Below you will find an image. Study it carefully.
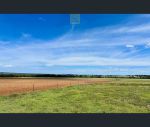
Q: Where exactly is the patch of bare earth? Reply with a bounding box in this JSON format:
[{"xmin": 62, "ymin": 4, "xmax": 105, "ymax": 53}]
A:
[{"xmin": 0, "ymin": 78, "xmax": 109, "ymax": 96}]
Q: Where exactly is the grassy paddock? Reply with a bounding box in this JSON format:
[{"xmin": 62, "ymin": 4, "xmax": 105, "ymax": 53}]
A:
[{"xmin": 0, "ymin": 78, "xmax": 150, "ymax": 113}]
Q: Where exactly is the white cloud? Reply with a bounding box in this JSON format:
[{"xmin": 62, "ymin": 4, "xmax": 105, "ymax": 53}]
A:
[
  {"xmin": 44, "ymin": 56, "xmax": 150, "ymax": 66},
  {"xmin": 112, "ymin": 24, "xmax": 150, "ymax": 33},
  {"xmin": 0, "ymin": 15, "xmax": 150, "ymax": 69},
  {"xmin": 126, "ymin": 44, "xmax": 135, "ymax": 48},
  {"xmin": 0, "ymin": 64, "xmax": 13, "ymax": 68},
  {"xmin": 145, "ymin": 43, "xmax": 150, "ymax": 48},
  {"xmin": 3, "ymin": 64, "xmax": 13, "ymax": 68}
]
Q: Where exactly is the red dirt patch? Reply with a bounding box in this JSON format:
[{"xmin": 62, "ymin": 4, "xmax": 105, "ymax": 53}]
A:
[{"xmin": 0, "ymin": 78, "xmax": 109, "ymax": 96}]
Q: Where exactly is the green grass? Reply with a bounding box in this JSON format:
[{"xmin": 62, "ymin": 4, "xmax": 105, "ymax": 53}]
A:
[{"xmin": 0, "ymin": 78, "xmax": 150, "ymax": 113}]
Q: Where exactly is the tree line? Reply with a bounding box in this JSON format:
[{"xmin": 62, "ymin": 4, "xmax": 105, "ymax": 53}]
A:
[{"xmin": 0, "ymin": 72, "xmax": 150, "ymax": 79}]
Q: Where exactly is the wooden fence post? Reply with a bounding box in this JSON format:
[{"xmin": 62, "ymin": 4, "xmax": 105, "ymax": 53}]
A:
[{"xmin": 33, "ymin": 84, "xmax": 34, "ymax": 91}]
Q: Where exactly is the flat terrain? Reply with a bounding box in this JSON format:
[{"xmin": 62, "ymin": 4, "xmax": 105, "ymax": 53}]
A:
[
  {"xmin": 0, "ymin": 78, "xmax": 108, "ymax": 95},
  {"xmin": 0, "ymin": 78, "xmax": 150, "ymax": 113}
]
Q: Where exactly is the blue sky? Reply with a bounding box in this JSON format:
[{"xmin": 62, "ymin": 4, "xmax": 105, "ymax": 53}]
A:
[{"xmin": 0, "ymin": 14, "xmax": 150, "ymax": 75}]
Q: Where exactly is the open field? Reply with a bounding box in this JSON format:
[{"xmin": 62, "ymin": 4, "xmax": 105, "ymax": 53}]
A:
[
  {"xmin": 0, "ymin": 78, "xmax": 150, "ymax": 113},
  {"xmin": 0, "ymin": 78, "xmax": 109, "ymax": 95}
]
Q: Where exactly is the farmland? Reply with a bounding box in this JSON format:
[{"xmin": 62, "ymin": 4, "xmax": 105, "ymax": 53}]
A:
[
  {"xmin": 0, "ymin": 78, "xmax": 108, "ymax": 95},
  {"xmin": 0, "ymin": 78, "xmax": 150, "ymax": 113}
]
